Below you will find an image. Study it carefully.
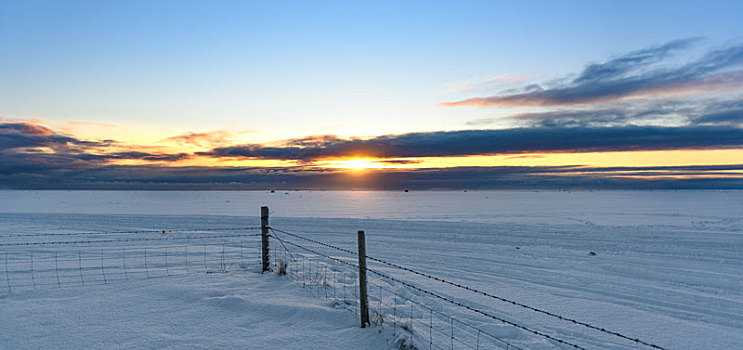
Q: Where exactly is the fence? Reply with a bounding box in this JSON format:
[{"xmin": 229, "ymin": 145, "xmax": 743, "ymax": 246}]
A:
[
  {"xmin": 1, "ymin": 228, "xmax": 262, "ymax": 292},
  {"xmin": 0, "ymin": 207, "xmax": 669, "ymax": 350},
  {"xmin": 261, "ymin": 207, "xmax": 670, "ymax": 350}
]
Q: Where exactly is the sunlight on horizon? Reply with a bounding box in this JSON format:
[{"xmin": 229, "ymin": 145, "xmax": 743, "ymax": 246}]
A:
[{"xmin": 318, "ymin": 158, "xmax": 396, "ymax": 170}]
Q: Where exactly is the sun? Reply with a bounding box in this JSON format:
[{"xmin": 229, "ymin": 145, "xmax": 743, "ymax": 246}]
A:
[
  {"xmin": 316, "ymin": 157, "xmax": 422, "ymax": 170},
  {"xmin": 319, "ymin": 158, "xmax": 385, "ymax": 170},
  {"xmin": 328, "ymin": 158, "xmax": 380, "ymax": 170}
]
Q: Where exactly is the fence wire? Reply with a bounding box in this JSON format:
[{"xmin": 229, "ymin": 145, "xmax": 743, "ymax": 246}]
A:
[
  {"xmin": 1, "ymin": 227, "xmax": 262, "ymax": 294},
  {"xmin": 270, "ymin": 228, "xmax": 531, "ymax": 350},
  {"xmin": 1, "ymin": 222, "xmax": 670, "ymax": 350},
  {"xmin": 269, "ymin": 226, "xmax": 669, "ymax": 350},
  {"xmin": 0, "ymin": 227, "xmax": 263, "ymax": 239}
]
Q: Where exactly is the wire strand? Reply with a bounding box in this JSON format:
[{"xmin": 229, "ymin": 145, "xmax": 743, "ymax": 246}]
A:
[
  {"xmin": 270, "ymin": 226, "xmax": 668, "ymax": 350},
  {"xmin": 0, "ymin": 233, "xmax": 262, "ymax": 247},
  {"xmin": 0, "ymin": 227, "xmax": 262, "ymax": 238}
]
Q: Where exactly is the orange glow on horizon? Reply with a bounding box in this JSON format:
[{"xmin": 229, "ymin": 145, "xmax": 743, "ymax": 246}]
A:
[
  {"xmin": 317, "ymin": 158, "xmax": 401, "ymax": 170},
  {"xmin": 103, "ymin": 149, "xmax": 743, "ymax": 172}
]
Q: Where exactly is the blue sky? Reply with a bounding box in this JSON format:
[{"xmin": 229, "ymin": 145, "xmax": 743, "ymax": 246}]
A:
[{"xmin": 2, "ymin": 1, "xmax": 741, "ymax": 138}]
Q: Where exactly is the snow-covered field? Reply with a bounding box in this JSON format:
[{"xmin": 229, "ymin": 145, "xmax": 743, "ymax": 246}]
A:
[
  {"xmin": 1, "ymin": 190, "xmax": 742, "ymax": 349},
  {"xmin": 0, "ymin": 271, "xmax": 388, "ymax": 349}
]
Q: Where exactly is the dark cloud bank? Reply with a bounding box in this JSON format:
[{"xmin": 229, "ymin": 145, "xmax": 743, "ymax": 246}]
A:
[
  {"xmin": 2, "ymin": 163, "xmax": 743, "ymax": 190},
  {"xmin": 2, "ymin": 120, "xmax": 743, "ymax": 189},
  {"xmin": 202, "ymin": 126, "xmax": 743, "ymax": 160}
]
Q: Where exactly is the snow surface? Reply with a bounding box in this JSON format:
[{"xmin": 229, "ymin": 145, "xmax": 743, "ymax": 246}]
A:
[
  {"xmin": 1, "ymin": 190, "xmax": 742, "ymax": 349},
  {"xmin": 0, "ymin": 272, "xmax": 387, "ymax": 349}
]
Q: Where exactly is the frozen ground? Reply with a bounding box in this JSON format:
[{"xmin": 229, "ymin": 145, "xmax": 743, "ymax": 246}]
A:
[{"xmin": 1, "ymin": 190, "xmax": 742, "ymax": 349}]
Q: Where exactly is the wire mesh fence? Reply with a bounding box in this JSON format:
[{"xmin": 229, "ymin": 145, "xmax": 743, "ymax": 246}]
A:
[{"xmin": 1, "ymin": 228, "xmax": 262, "ymax": 294}]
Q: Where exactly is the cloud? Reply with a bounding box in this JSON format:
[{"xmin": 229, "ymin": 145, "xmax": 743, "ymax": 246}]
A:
[
  {"xmin": 106, "ymin": 152, "xmax": 192, "ymax": 162},
  {"xmin": 283, "ymin": 135, "xmax": 346, "ymax": 147},
  {"xmin": 376, "ymin": 159, "xmax": 422, "ymax": 165},
  {"xmin": 691, "ymin": 101, "xmax": 743, "ymax": 125},
  {"xmin": 3, "ymin": 120, "xmax": 743, "ymax": 190},
  {"xmin": 440, "ymin": 39, "xmax": 743, "ymax": 107},
  {"xmin": 466, "ymin": 99, "xmax": 743, "ymax": 128},
  {"xmin": 163, "ymin": 130, "xmax": 240, "ymax": 147},
  {"xmin": 0, "ymin": 122, "xmax": 55, "ymax": 136},
  {"xmin": 0, "ymin": 121, "xmax": 103, "ymax": 151},
  {"xmin": 1, "ymin": 163, "xmax": 741, "ymax": 190},
  {"xmin": 200, "ymin": 126, "xmax": 743, "ymax": 161},
  {"xmin": 0, "ymin": 121, "xmax": 191, "ymax": 168}
]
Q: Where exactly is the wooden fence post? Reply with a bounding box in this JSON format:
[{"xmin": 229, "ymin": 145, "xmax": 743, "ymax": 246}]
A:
[
  {"xmin": 261, "ymin": 206, "xmax": 270, "ymax": 273},
  {"xmin": 357, "ymin": 230, "xmax": 370, "ymax": 328}
]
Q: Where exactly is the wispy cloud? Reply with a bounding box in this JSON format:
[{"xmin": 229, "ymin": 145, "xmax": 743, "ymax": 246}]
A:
[
  {"xmin": 468, "ymin": 100, "xmax": 743, "ymax": 128},
  {"xmin": 376, "ymin": 159, "xmax": 422, "ymax": 165},
  {"xmin": 282, "ymin": 135, "xmax": 346, "ymax": 147},
  {"xmin": 163, "ymin": 129, "xmax": 251, "ymax": 147},
  {"xmin": 439, "ymin": 39, "xmax": 743, "ymax": 107},
  {"xmin": 691, "ymin": 101, "xmax": 743, "ymax": 125}
]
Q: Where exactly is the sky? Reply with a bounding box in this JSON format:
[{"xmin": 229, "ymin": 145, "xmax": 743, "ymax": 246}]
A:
[{"xmin": 1, "ymin": 0, "xmax": 742, "ymax": 189}]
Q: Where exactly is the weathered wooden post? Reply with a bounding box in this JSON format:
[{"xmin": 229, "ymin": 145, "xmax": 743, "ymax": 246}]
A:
[
  {"xmin": 261, "ymin": 206, "xmax": 270, "ymax": 273},
  {"xmin": 357, "ymin": 230, "xmax": 370, "ymax": 327}
]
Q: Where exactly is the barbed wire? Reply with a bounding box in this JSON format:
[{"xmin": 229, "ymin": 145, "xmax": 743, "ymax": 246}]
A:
[
  {"xmin": 272, "ymin": 231, "xmax": 584, "ymax": 350},
  {"xmin": 267, "ymin": 228, "xmax": 295, "ymax": 260},
  {"xmin": 276, "ymin": 237, "xmax": 358, "ymax": 270},
  {"xmin": 367, "ymin": 279, "xmax": 525, "ymax": 350},
  {"xmin": 0, "ymin": 222, "xmax": 670, "ymax": 350},
  {"xmin": 366, "ymin": 267, "xmax": 588, "ymax": 350},
  {"xmin": 365, "ymin": 253, "xmax": 670, "ymax": 349},
  {"xmin": 270, "ymin": 227, "xmax": 358, "ymax": 255},
  {"xmin": 0, "ymin": 227, "xmax": 262, "ymax": 238},
  {"xmin": 269, "ymin": 226, "xmax": 668, "ymax": 350}
]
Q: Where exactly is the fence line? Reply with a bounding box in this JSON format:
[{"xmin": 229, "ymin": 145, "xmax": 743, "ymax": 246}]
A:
[
  {"xmin": 0, "ymin": 227, "xmax": 263, "ymax": 239},
  {"xmin": 1, "ymin": 214, "xmax": 670, "ymax": 350},
  {"xmin": 269, "ymin": 226, "xmax": 669, "ymax": 350},
  {"xmin": 1, "ymin": 227, "xmax": 263, "ymax": 294},
  {"xmin": 0, "ymin": 233, "xmax": 261, "ymax": 247},
  {"xmin": 270, "ymin": 228, "xmax": 535, "ymax": 350},
  {"xmin": 2, "ymin": 243, "xmax": 260, "ymax": 292},
  {"xmin": 364, "ymin": 253, "xmax": 667, "ymax": 350},
  {"xmin": 272, "ymin": 227, "xmax": 661, "ymax": 349},
  {"xmin": 366, "ymin": 279, "xmax": 525, "ymax": 350}
]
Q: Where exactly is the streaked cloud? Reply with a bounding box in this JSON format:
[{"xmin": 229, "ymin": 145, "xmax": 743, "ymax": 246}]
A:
[
  {"xmin": 691, "ymin": 105, "xmax": 743, "ymax": 125},
  {"xmin": 440, "ymin": 39, "xmax": 743, "ymax": 107},
  {"xmin": 468, "ymin": 100, "xmax": 743, "ymax": 128},
  {"xmin": 163, "ymin": 129, "xmax": 247, "ymax": 147}
]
